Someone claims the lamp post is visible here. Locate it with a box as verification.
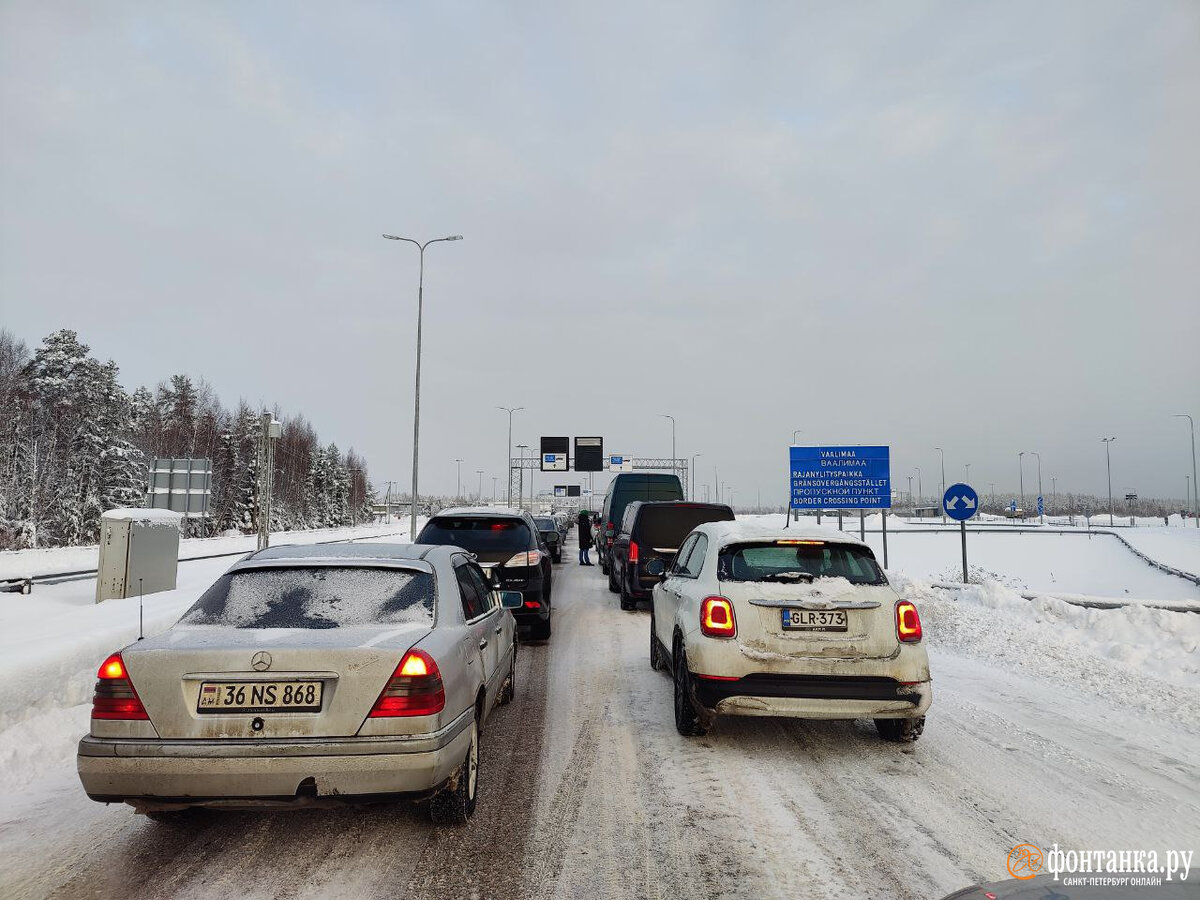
[1102,437,1116,527]
[1028,451,1042,524]
[455,458,463,502]
[1051,477,1057,514]
[1173,414,1198,528]
[965,463,971,481]
[476,469,484,503]
[382,232,463,539]
[661,414,676,471]
[497,406,524,506]
[906,475,913,507]
[792,429,803,444]
[1018,452,1026,517]
[691,452,703,502]
[935,447,946,522]
[492,475,498,503]
[914,467,922,507]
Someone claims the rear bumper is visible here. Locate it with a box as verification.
[693,674,932,720]
[77,709,472,805]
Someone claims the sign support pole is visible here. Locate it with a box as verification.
[882,509,888,569]
[859,509,865,541]
[960,521,968,584]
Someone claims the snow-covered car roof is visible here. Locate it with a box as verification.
[693,520,870,549]
[234,542,453,572]
[432,506,527,519]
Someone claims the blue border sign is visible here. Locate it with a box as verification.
[789,446,891,510]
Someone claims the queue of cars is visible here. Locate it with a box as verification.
[75,473,931,829]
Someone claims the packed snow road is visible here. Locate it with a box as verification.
[2,532,1197,899]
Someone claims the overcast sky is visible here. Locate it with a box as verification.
[2,1,1197,506]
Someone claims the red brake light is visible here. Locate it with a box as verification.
[629,540,639,564]
[896,601,922,642]
[700,596,737,638]
[369,649,446,717]
[524,599,541,608]
[91,652,149,720]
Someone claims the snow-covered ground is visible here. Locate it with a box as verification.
[0,521,1196,898]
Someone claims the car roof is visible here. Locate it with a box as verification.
[431,506,527,519]
[235,542,454,571]
[692,520,869,549]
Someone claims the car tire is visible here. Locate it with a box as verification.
[650,615,665,671]
[608,565,620,594]
[619,573,635,611]
[530,616,552,641]
[430,716,479,824]
[875,717,925,743]
[673,646,710,737]
[498,652,516,706]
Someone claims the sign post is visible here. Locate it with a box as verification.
[943,482,979,583]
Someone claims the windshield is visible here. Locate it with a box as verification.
[178,567,436,629]
[419,517,531,553]
[718,542,886,585]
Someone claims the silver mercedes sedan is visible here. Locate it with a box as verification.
[77,543,520,824]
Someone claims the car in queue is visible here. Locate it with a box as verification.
[647,522,931,741]
[533,515,564,563]
[77,543,521,824]
[417,506,554,640]
[597,473,684,575]
[608,501,734,610]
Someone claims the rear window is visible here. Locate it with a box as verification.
[419,517,531,553]
[533,517,558,530]
[718,542,886,585]
[636,506,734,549]
[178,567,436,629]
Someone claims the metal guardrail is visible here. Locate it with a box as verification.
[927,581,1200,615]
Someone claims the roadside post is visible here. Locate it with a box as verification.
[943,483,979,583]
[881,509,888,569]
[1037,495,1044,523]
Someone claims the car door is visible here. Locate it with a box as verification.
[654,532,699,654]
[454,560,492,698]
[464,561,506,702]
[674,534,711,633]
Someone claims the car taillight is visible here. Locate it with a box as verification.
[506,550,543,567]
[699,596,736,638]
[896,601,922,642]
[629,541,639,564]
[368,648,446,717]
[91,652,149,720]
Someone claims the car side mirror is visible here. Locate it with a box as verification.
[499,591,524,610]
[645,559,666,578]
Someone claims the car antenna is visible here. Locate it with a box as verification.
[138,577,144,641]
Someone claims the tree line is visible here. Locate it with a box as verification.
[0,328,375,549]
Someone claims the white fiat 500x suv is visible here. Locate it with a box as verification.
[648,522,931,741]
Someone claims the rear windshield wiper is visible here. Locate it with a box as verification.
[757,571,817,583]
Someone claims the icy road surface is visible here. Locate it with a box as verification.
[2,534,1197,899]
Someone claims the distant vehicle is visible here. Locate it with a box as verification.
[609,501,735,610]
[648,522,931,740]
[598,473,685,575]
[532,516,563,563]
[418,507,554,640]
[77,543,521,824]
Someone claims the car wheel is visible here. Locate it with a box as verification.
[529,616,552,641]
[673,646,709,737]
[498,652,516,706]
[619,573,635,611]
[650,614,665,671]
[430,716,479,824]
[608,564,620,594]
[875,717,924,743]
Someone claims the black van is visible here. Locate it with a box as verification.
[608,501,735,608]
[598,473,684,574]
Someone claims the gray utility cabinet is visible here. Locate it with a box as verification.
[96,508,183,604]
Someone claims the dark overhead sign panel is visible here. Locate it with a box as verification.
[574,436,604,472]
[540,436,569,472]
[566,485,581,497]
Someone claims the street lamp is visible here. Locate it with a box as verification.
[661,414,676,470]
[964,463,971,482]
[1051,477,1057,515]
[691,452,703,501]
[914,467,922,506]
[1101,438,1116,527]
[382,232,463,539]
[1173,414,1199,528]
[1018,452,1026,517]
[792,429,803,444]
[497,406,524,506]
[491,475,498,503]
[455,458,463,501]
[476,469,484,503]
[935,447,946,522]
[1027,451,1042,524]
[906,474,913,507]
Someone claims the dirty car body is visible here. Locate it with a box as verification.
[651,522,931,739]
[77,543,517,819]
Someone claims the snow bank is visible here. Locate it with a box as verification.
[898,572,1200,729]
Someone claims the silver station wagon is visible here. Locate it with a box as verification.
[77,543,520,824]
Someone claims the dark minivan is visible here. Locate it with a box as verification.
[417,507,554,639]
[598,473,684,574]
[608,501,735,609]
